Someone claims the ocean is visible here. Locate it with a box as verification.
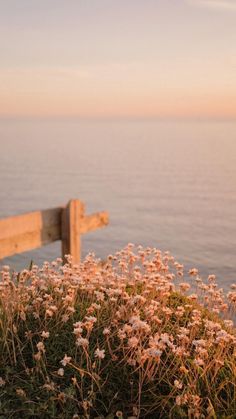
[0,119,236,289]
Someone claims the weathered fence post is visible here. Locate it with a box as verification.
[0,199,108,261]
[61,199,85,263]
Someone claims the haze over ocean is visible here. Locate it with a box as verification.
[1,118,236,289]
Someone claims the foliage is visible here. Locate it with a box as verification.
[0,245,235,418]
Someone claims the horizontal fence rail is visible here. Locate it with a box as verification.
[0,199,109,263]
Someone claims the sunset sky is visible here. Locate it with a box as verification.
[0,0,235,119]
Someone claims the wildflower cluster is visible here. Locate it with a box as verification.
[0,245,235,418]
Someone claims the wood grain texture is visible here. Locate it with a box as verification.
[0,207,62,259]
[80,211,109,234]
[0,201,109,261]
[0,207,62,240]
[61,200,84,263]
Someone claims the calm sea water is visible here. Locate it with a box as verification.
[0,119,236,289]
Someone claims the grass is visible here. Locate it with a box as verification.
[0,245,235,418]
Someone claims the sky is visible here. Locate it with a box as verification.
[0,0,235,119]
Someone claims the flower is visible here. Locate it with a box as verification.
[0,377,5,387]
[41,331,50,339]
[16,388,26,398]
[95,348,105,359]
[179,283,190,292]
[60,354,72,366]
[76,337,89,347]
[128,337,139,348]
[62,314,70,323]
[34,352,41,361]
[57,368,64,376]
[36,341,45,352]
[192,339,207,348]
[174,379,183,390]
[147,348,162,358]
[188,294,198,301]
[0,244,235,417]
[73,321,83,335]
[194,358,205,367]
[42,381,56,392]
[189,268,198,276]
[45,309,54,317]
[103,327,111,336]
[85,316,97,323]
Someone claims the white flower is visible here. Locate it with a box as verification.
[189,268,198,276]
[174,379,183,389]
[76,337,89,347]
[192,339,207,347]
[194,358,204,367]
[73,326,83,335]
[36,341,45,352]
[128,337,139,348]
[62,314,70,323]
[73,321,83,329]
[57,368,64,376]
[103,327,111,336]
[85,316,97,323]
[60,354,72,366]
[41,331,50,339]
[95,348,105,359]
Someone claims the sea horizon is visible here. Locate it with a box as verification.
[1,118,236,290]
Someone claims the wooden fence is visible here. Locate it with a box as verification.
[0,199,109,263]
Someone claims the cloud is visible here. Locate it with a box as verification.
[187,0,236,11]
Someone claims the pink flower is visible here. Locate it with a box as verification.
[41,331,49,339]
[36,341,45,352]
[60,354,71,366]
[0,377,5,387]
[174,379,183,389]
[57,368,64,376]
[128,337,139,348]
[95,348,105,359]
[76,337,89,347]
[189,268,198,276]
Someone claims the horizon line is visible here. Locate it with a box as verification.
[0,115,236,123]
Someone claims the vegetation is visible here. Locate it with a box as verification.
[0,245,235,418]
